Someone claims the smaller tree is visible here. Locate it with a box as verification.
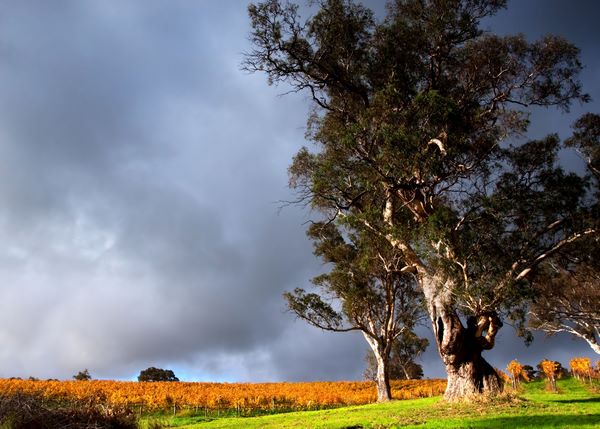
[506,360,529,389]
[284,222,425,402]
[364,331,428,381]
[530,114,600,355]
[570,357,593,382]
[137,367,179,382]
[73,369,92,381]
[538,360,562,392]
[530,257,600,355]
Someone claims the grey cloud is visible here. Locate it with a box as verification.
[0,0,317,380]
[0,0,597,382]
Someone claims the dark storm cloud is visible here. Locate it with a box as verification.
[0,0,324,380]
[0,0,597,383]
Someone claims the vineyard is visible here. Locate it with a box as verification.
[0,378,446,415]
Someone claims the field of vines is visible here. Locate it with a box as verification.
[0,378,445,414]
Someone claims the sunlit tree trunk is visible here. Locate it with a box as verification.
[364,333,392,402]
[422,276,503,400]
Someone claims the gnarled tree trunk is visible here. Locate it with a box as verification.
[383,196,504,400]
[423,276,503,400]
[436,312,503,399]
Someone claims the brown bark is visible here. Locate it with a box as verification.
[415,272,503,400]
[433,310,503,400]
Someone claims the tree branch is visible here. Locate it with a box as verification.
[514,228,596,281]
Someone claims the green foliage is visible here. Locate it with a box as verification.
[522,365,538,380]
[246,0,598,391]
[528,228,600,351]
[567,113,600,180]
[246,0,595,320]
[138,367,179,382]
[283,288,345,331]
[73,369,92,381]
[284,220,424,334]
[283,215,425,400]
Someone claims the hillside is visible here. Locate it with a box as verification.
[145,378,600,429]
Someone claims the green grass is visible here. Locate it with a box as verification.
[141,378,600,429]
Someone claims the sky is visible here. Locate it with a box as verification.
[0,0,598,382]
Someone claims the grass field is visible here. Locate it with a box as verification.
[142,378,600,429]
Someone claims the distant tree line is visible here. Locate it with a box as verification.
[68,367,180,382]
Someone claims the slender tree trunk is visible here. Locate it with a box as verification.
[364,333,392,402]
[422,276,503,400]
[374,351,391,402]
[401,365,412,380]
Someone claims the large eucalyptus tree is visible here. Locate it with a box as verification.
[244,0,597,399]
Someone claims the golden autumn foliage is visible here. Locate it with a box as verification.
[494,368,510,385]
[540,360,560,379]
[540,359,561,391]
[506,360,529,389]
[0,379,446,412]
[570,357,593,381]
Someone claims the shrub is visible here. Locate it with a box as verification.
[0,392,137,429]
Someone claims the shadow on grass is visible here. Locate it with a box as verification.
[550,397,600,404]
[463,413,600,428]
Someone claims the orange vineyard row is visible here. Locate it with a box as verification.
[0,379,445,411]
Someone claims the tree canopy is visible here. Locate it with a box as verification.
[246,0,597,399]
[137,367,179,382]
[72,369,91,381]
[284,221,426,401]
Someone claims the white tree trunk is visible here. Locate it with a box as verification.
[363,333,391,402]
